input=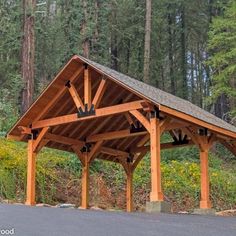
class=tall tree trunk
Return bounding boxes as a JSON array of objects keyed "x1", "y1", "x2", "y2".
[
  {"x1": 81, "y1": 0, "x2": 89, "y2": 58},
  {"x1": 143, "y1": 0, "x2": 152, "y2": 84},
  {"x1": 167, "y1": 7, "x2": 175, "y2": 95},
  {"x1": 126, "y1": 39, "x2": 130, "y2": 73},
  {"x1": 91, "y1": 0, "x2": 99, "y2": 55},
  {"x1": 180, "y1": 5, "x2": 188, "y2": 99},
  {"x1": 21, "y1": 0, "x2": 36, "y2": 114},
  {"x1": 110, "y1": 2, "x2": 118, "y2": 70},
  {"x1": 214, "y1": 94, "x2": 230, "y2": 120},
  {"x1": 190, "y1": 52, "x2": 195, "y2": 103}
]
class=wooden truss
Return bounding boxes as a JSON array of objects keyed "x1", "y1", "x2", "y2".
[{"x1": 17, "y1": 64, "x2": 236, "y2": 212}]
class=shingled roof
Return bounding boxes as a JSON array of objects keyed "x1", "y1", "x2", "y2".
[
  {"x1": 79, "y1": 56, "x2": 236, "y2": 134},
  {"x1": 7, "y1": 54, "x2": 236, "y2": 150}
]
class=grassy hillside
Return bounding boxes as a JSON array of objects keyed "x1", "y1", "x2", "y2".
[{"x1": 0, "y1": 137, "x2": 235, "y2": 212}]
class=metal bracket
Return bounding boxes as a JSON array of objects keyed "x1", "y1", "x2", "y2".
[
  {"x1": 83, "y1": 63, "x2": 88, "y2": 69},
  {"x1": 80, "y1": 143, "x2": 92, "y2": 153},
  {"x1": 65, "y1": 80, "x2": 71, "y2": 88},
  {"x1": 27, "y1": 130, "x2": 38, "y2": 140},
  {"x1": 150, "y1": 106, "x2": 163, "y2": 120},
  {"x1": 127, "y1": 154, "x2": 134, "y2": 163},
  {"x1": 77, "y1": 104, "x2": 96, "y2": 118},
  {"x1": 199, "y1": 128, "x2": 208, "y2": 136},
  {"x1": 172, "y1": 133, "x2": 189, "y2": 145}
]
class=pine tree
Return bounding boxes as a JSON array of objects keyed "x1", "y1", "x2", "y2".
[{"x1": 208, "y1": 0, "x2": 236, "y2": 119}]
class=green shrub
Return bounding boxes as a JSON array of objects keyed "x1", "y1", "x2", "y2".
[{"x1": 0, "y1": 137, "x2": 235, "y2": 211}]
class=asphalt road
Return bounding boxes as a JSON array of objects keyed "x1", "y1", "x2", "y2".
[{"x1": 0, "y1": 204, "x2": 235, "y2": 236}]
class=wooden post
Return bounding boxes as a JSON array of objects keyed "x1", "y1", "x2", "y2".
[
  {"x1": 84, "y1": 66, "x2": 91, "y2": 110},
  {"x1": 126, "y1": 170, "x2": 133, "y2": 212},
  {"x1": 150, "y1": 117, "x2": 164, "y2": 202},
  {"x1": 81, "y1": 154, "x2": 89, "y2": 209},
  {"x1": 200, "y1": 149, "x2": 211, "y2": 209},
  {"x1": 25, "y1": 139, "x2": 36, "y2": 205}
]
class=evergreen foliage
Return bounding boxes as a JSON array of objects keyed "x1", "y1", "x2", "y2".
[{"x1": 208, "y1": 0, "x2": 236, "y2": 117}]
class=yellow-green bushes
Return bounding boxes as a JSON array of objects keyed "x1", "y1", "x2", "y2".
[{"x1": 0, "y1": 137, "x2": 236, "y2": 212}]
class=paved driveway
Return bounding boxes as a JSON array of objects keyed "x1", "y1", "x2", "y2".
[{"x1": 0, "y1": 204, "x2": 235, "y2": 236}]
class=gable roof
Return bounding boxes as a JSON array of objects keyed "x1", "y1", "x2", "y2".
[
  {"x1": 79, "y1": 56, "x2": 236, "y2": 135},
  {"x1": 7, "y1": 55, "x2": 236, "y2": 145}
]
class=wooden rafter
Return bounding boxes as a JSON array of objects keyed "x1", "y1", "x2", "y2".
[
  {"x1": 129, "y1": 110, "x2": 150, "y2": 133},
  {"x1": 67, "y1": 82, "x2": 85, "y2": 111},
  {"x1": 33, "y1": 127, "x2": 50, "y2": 152},
  {"x1": 124, "y1": 112, "x2": 137, "y2": 127},
  {"x1": 45, "y1": 133, "x2": 85, "y2": 147},
  {"x1": 160, "y1": 104, "x2": 236, "y2": 139},
  {"x1": 86, "y1": 129, "x2": 147, "y2": 143},
  {"x1": 136, "y1": 134, "x2": 150, "y2": 147},
  {"x1": 32, "y1": 100, "x2": 145, "y2": 129},
  {"x1": 92, "y1": 78, "x2": 107, "y2": 108}
]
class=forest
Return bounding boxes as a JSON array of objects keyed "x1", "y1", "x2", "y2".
[{"x1": 0, "y1": 0, "x2": 236, "y2": 212}]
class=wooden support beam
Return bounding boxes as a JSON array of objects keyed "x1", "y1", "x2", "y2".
[
  {"x1": 32, "y1": 100, "x2": 145, "y2": 129},
  {"x1": 124, "y1": 112, "x2": 137, "y2": 127},
  {"x1": 160, "y1": 117, "x2": 172, "y2": 134},
  {"x1": 126, "y1": 166, "x2": 133, "y2": 212},
  {"x1": 169, "y1": 130, "x2": 178, "y2": 141},
  {"x1": 7, "y1": 134, "x2": 23, "y2": 141},
  {"x1": 92, "y1": 78, "x2": 107, "y2": 108},
  {"x1": 132, "y1": 151, "x2": 147, "y2": 171},
  {"x1": 129, "y1": 110, "x2": 150, "y2": 133},
  {"x1": 84, "y1": 67, "x2": 91, "y2": 110},
  {"x1": 200, "y1": 149, "x2": 211, "y2": 209},
  {"x1": 87, "y1": 129, "x2": 147, "y2": 143},
  {"x1": 182, "y1": 130, "x2": 215, "y2": 209},
  {"x1": 131, "y1": 140, "x2": 195, "y2": 153},
  {"x1": 164, "y1": 122, "x2": 189, "y2": 132},
  {"x1": 45, "y1": 133, "x2": 85, "y2": 147},
  {"x1": 182, "y1": 127, "x2": 206, "y2": 151},
  {"x1": 159, "y1": 104, "x2": 236, "y2": 139},
  {"x1": 136, "y1": 134, "x2": 150, "y2": 147},
  {"x1": 81, "y1": 154, "x2": 89, "y2": 209},
  {"x1": 88, "y1": 141, "x2": 103, "y2": 163},
  {"x1": 119, "y1": 158, "x2": 129, "y2": 175},
  {"x1": 33, "y1": 127, "x2": 50, "y2": 152},
  {"x1": 25, "y1": 140, "x2": 36, "y2": 206},
  {"x1": 100, "y1": 147, "x2": 129, "y2": 158},
  {"x1": 35, "y1": 139, "x2": 49, "y2": 153},
  {"x1": 18, "y1": 126, "x2": 31, "y2": 135},
  {"x1": 67, "y1": 83, "x2": 85, "y2": 111},
  {"x1": 72, "y1": 145, "x2": 85, "y2": 166},
  {"x1": 150, "y1": 117, "x2": 164, "y2": 202}
]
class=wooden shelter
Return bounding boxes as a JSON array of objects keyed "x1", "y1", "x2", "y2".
[{"x1": 7, "y1": 55, "x2": 236, "y2": 212}]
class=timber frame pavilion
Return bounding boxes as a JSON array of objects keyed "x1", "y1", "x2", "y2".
[{"x1": 7, "y1": 55, "x2": 236, "y2": 212}]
